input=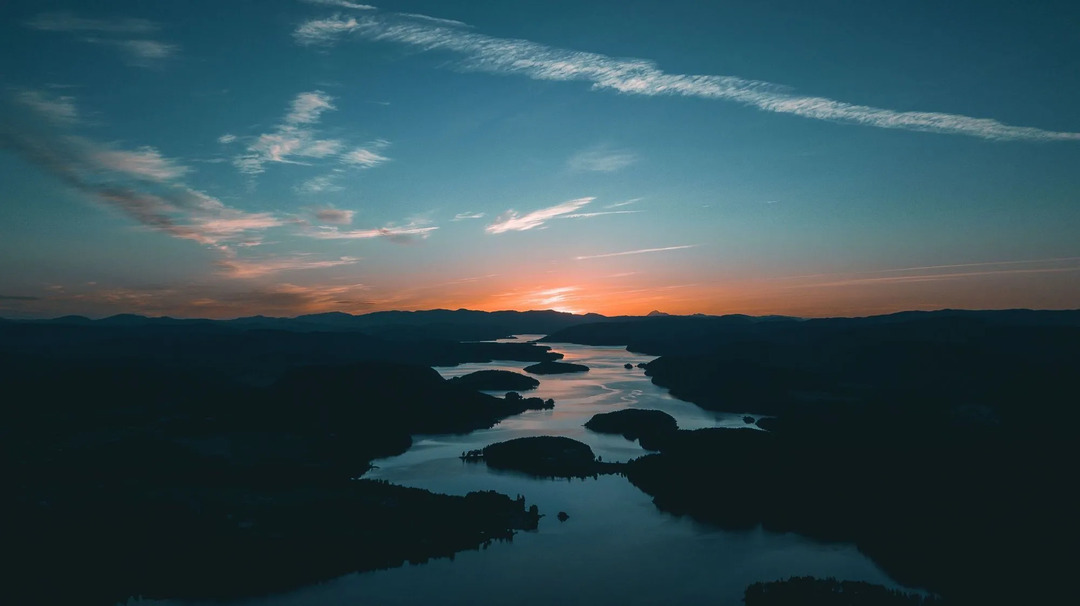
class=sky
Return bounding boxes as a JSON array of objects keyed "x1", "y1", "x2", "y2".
[{"x1": 1, "y1": 0, "x2": 1078, "y2": 319}]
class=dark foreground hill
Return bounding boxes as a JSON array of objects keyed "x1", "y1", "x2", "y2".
[
  {"x1": 546, "y1": 309, "x2": 1079, "y2": 604},
  {"x1": 1, "y1": 354, "x2": 549, "y2": 605}
]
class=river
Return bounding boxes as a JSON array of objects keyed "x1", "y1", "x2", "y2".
[{"x1": 132, "y1": 337, "x2": 916, "y2": 606}]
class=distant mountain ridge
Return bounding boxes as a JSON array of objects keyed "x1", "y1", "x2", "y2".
[
  {"x1": 8, "y1": 308, "x2": 1078, "y2": 341},
  {"x1": 17, "y1": 308, "x2": 625, "y2": 340}
]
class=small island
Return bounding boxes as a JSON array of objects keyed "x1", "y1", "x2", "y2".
[
  {"x1": 503, "y1": 391, "x2": 554, "y2": 411},
  {"x1": 584, "y1": 409, "x2": 678, "y2": 450},
  {"x1": 448, "y1": 369, "x2": 540, "y2": 391},
  {"x1": 472, "y1": 436, "x2": 619, "y2": 478},
  {"x1": 522, "y1": 361, "x2": 590, "y2": 375}
]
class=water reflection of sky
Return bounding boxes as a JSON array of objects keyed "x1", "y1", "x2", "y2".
[
  {"x1": 421, "y1": 336, "x2": 760, "y2": 465},
  {"x1": 134, "y1": 338, "x2": 921, "y2": 606}
]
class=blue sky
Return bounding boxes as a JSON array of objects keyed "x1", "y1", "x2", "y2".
[{"x1": 1, "y1": 0, "x2": 1078, "y2": 318}]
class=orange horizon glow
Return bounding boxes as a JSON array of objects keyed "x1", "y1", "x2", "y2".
[{"x1": 4, "y1": 257, "x2": 1078, "y2": 321}]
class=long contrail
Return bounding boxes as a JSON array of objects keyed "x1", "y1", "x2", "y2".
[{"x1": 295, "y1": 12, "x2": 1080, "y2": 142}]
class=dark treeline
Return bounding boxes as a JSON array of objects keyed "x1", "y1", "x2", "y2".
[
  {"x1": 745, "y1": 577, "x2": 943, "y2": 605},
  {"x1": 0, "y1": 321, "x2": 561, "y2": 384},
  {"x1": 1, "y1": 335, "x2": 552, "y2": 605},
  {"x1": 546, "y1": 310, "x2": 1079, "y2": 604},
  {"x1": 447, "y1": 369, "x2": 540, "y2": 391}
]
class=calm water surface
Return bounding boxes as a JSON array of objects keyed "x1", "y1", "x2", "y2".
[{"x1": 133, "y1": 337, "x2": 915, "y2": 606}]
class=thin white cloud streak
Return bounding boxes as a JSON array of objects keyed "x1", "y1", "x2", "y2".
[
  {"x1": 217, "y1": 255, "x2": 360, "y2": 279},
  {"x1": 486, "y1": 197, "x2": 594, "y2": 233},
  {"x1": 295, "y1": 14, "x2": 1080, "y2": 142},
  {"x1": 342, "y1": 140, "x2": 390, "y2": 167},
  {"x1": 561, "y1": 210, "x2": 642, "y2": 219},
  {"x1": 793, "y1": 266, "x2": 1080, "y2": 289},
  {"x1": 398, "y1": 13, "x2": 470, "y2": 28},
  {"x1": 307, "y1": 224, "x2": 438, "y2": 241},
  {"x1": 25, "y1": 12, "x2": 158, "y2": 34},
  {"x1": 104, "y1": 39, "x2": 178, "y2": 64},
  {"x1": 15, "y1": 90, "x2": 79, "y2": 124},
  {"x1": 217, "y1": 133, "x2": 237, "y2": 144},
  {"x1": 605, "y1": 198, "x2": 642, "y2": 209},
  {"x1": 568, "y1": 149, "x2": 638, "y2": 172},
  {"x1": 873, "y1": 256, "x2": 1080, "y2": 274},
  {"x1": 87, "y1": 144, "x2": 190, "y2": 181},
  {"x1": 300, "y1": 0, "x2": 376, "y2": 10},
  {"x1": 28, "y1": 12, "x2": 178, "y2": 68},
  {"x1": 311, "y1": 206, "x2": 355, "y2": 224},
  {"x1": 773, "y1": 256, "x2": 1080, "y2": 281},
  {"x1": 575, "y1": 245, "x2": 698, "y2": 260},
  {"x1": 453, "y1": 211, "x2": 486, "y2": 220}
]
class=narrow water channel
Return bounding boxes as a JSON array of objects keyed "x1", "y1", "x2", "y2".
[{"x1": 134, "y1": 337, "x2": 915, "y2": 606}]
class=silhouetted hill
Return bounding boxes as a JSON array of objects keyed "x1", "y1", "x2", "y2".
[
  {"x1": 0, "y1": 322, "x2": 562, "y2": 385},
  {"x1": 9, "y1": 308, "x2": 648, "y2": 343},
  {"x1": 542, "y1": 309, "x2": 1080, "y2": 353},
  {"x1": 1, "y1": 354, "x2": 550, "y2": 605}
]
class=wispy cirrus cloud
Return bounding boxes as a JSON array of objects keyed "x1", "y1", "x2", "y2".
[
  {"x1": 294, "y1": 13, "x2": 1080, "y2": 142},
  {"x1": 27, "y1": 11, "x2": 178, "y2": 67},
  {"x1": 34, "y1": 281, "x2": 376, "y2": 318},
  {"x1": 86, "y1": 143, "x2": 190, "y2": 181},
  {"x1": 25, "y1": 11, "x2": 158, "y2": 34},
  {"x1": 576, "y1": 245, "x2": 698, "y2": 260},
  {"x1": 300, "y1": 0, "x2": 376, "y2": 10},
  {"x1": 342, "y1": 140, "x2": 390, "y2": 168},
  {"x1": 231, "y1": 91, "x2": 391, "y2": 178},
  {"x1": 568, "y1": 148, "x2": 638, "y2": 172},
  {"x1": 295, "y1": 16, "x2": 364, "y2": 45},
  {"x1": 287, "y1": 90, "x2": 337, "y2": 124},
  {"x1": 486, "y1": 197, "x2": 594, "y2": 234},
  {"x1": 217, "y1": 254, "x2": 360, "y2": 279},
  {"x1": 296, "y1": 173, "x2": 345, "y2": 194},
  {"x1": 232, "y1": 90, "x2": 344, "y2": 174},
  {"x1": 14, "y1": 89, "x2": 79, "y2": 124},
  {"x1": 83, "y1": 38, "x2": 178, "y2": 66},
  {"x1": 778, "y1": 257, "x2": 1080, "y2": 288},
  {"x1": 1, "y1": 92, "x2": 281, "y2": 248}
]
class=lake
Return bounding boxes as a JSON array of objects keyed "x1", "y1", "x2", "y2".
[{"x1": 130, "y1": 337, "x2": 917, "y2": 606}]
